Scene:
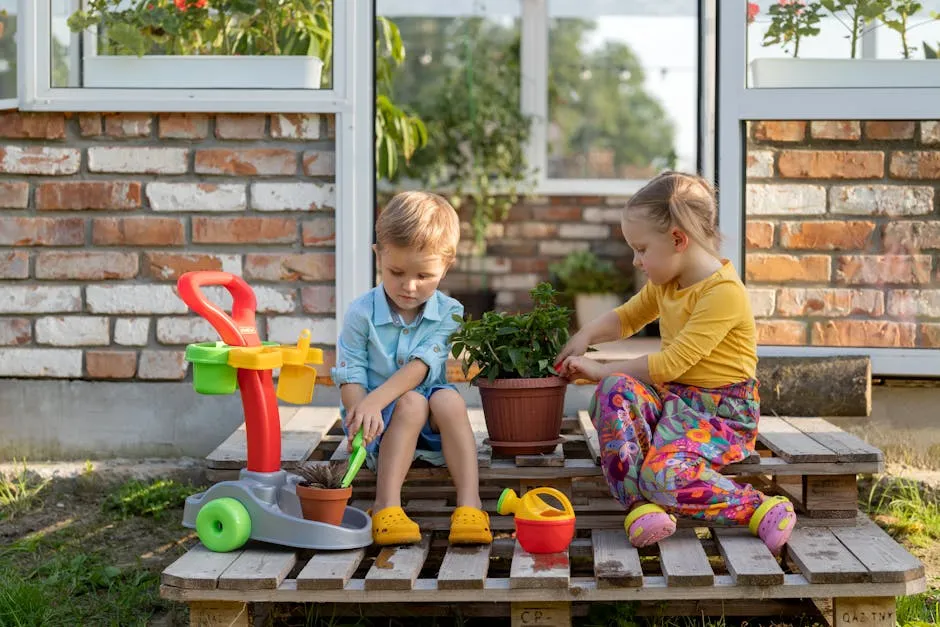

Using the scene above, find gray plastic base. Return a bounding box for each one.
[182,468,372,550]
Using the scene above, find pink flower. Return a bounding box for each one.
[747,2,759,24]
[174,0,207,10]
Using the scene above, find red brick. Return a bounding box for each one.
[0,319,31,345]
[159,113,209,139]
[779,221,875,250]
[511,258,550,273]
[745,254,831,282]
[835,255,932,285]
[756,320,806,345]
[104,113,152,137]
[195,149,297,176]
[505,206,534,222]
[144,253,236,280]
[506,223,559,239]
[753,121,806,142]
[326,115,336,139]
[78,114,102,137]
[35,251,138,280]
[812,320,916,347]
[810,121,861,141]
[0,217,85,246]
[778,150,884,179]
[36,182,141,211]
[0,112,66,139]
[776,288,884,317]
[92,217,184,246]
[301,218,335,247]
[0,251,28,279]
[531,206,583,221]
[488,240,539,256]
[86,350,137,379]
[0,182,30,209]
[215,114,266,139]
[192,217,297,244]
[303,150,335,177]
[883,222,940,253]
[921,324,940,348]
[865,121,915,140]
[889,151,940,179]
[244,253,334,281]
[270,114,320,140]
[301,285,336,314]
[746,221,774,249]
[0,146,81,175]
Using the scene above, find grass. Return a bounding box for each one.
[0,461,50,522]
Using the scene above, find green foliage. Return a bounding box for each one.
[550,251,631,296]
[762,0,824,57]
[819,0,893,57]
[0,461,50,522]
[101,478,194,520]
[449,283,571,382]
[879,0,923,57]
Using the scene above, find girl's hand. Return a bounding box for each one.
[558,356,608,382]
[553,332,591,369]
[346,397,385,446]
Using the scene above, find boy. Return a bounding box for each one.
[331,191,491,546]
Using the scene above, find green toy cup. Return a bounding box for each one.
[185,342,237,395]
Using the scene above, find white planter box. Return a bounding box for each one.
[83,55,324,89]
[750,58,940,89]
[575,293,621,330]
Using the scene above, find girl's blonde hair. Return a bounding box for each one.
[624,171,722,258]
[375,191,460,264]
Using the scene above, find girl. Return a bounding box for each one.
[554,171,795,555]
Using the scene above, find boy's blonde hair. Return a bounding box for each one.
[375,191,460,264]
[624,171,721,258]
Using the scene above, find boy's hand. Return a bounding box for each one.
[346,396,385,447]
[553,332,590,369]
[557,355,607,382]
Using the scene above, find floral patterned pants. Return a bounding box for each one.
[589,374,766,525]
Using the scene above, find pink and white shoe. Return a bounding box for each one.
[624,503,677,548]
[749,496,797,556]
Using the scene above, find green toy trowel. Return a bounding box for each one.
[340,429,366,489]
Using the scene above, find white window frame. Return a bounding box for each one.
[15,0,375,340]
[717,0,940,377]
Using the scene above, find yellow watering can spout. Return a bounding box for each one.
[497,487,575,522]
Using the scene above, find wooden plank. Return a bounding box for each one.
[832,518,925,583]
[781,417,882,463]
[509,541,570,589]
[469,408,492,468]
[516,443,565,467]
[296,548,367,590]
[785,527,870,584]
[438,544,492,590]
[657,530,714,587]
[510,602,572,627]
[591,529,642,588]
[206,406,299,469]
[280,406,341,466]
[802,474,858,513]
[833,597,897,627]
[713,528,785,586]
[161,544,242,590]
[217,546,297,590]
[364,535,432,591]
[577,410,601,464]
[187,601,250,626]
[756,416,840,463]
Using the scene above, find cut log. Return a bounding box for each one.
[756,356,871,417]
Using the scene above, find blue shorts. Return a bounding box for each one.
[340,384,456,470]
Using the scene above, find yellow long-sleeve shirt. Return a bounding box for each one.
[614,260,757,388]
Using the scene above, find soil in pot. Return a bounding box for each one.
[476,375,568,455]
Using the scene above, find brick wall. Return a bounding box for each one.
[0,111,337,381]
[746,120,940,349]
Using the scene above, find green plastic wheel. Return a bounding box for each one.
[195,497,251,552]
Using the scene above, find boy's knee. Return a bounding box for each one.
[429,388,465,413]
[393,391,429,424]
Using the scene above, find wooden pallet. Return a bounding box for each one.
[205,406,884,521]
[160,517,924,626]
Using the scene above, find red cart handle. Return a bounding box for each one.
[177,271,260,347]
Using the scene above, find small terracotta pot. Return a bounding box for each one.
[295,484,352,526]
[476,376,568,455]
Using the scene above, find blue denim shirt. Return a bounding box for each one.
[331,285,463,395]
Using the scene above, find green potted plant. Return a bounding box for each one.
[294,460,351,526]
[67,0,333,89]
[449,283,571,456]
[550,251,631,331]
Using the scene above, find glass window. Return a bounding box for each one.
[52,0,334,89]
[0,1,17,100]
[547,0,698,179]
[747,0,940,88]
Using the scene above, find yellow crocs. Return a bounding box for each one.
[372,506,422,546]
[448,506,493,545]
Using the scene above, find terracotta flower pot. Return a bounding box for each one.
[476,376,568,455]
[295,483,352,526]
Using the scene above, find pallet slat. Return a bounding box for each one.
[438,545,492,590]
[217,546,296,590]
[832,518,925,583]
[280,407,341,465]
[713,529,785,586]
[296,548,367,590]
[207,407,300,469]
[757,416,840,463]
[658,530,715,587]
[364,535,432,591]
[161,544,243,590]
[781,417,882,463]
[469,409,492,468]
[576,411,601,464]
[592,529,642,588]
[509,542,570,589]
[786,527,870,584]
